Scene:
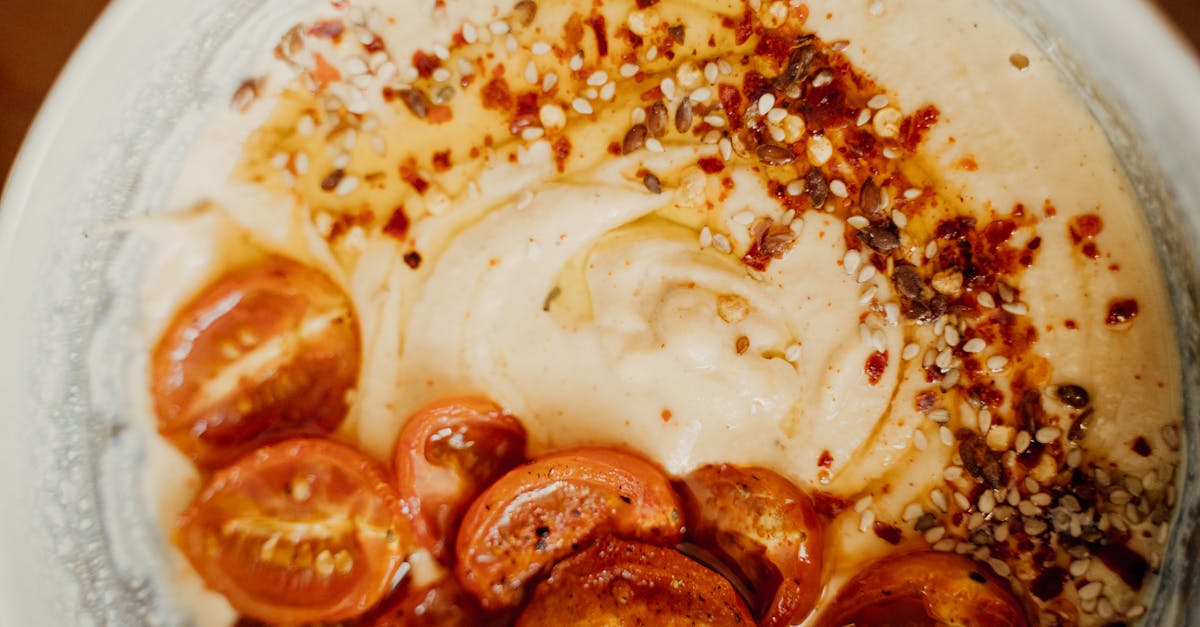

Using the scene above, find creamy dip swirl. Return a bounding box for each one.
[132,0,1183,624]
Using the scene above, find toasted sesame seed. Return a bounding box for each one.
[646,45,658,61]
[931,489,948,512]
[978,409,992,434]
[978,491,996,513]
[1035,427,1062,444]
[1163,424,1181,450]
[704,62,719,84]
[859,509,876,532]
[902,343,920,360]
[928,409,950,424]
[943,466,964,481]
[699,226,713,247]
[924,240,938,259]
[939,426,954,446]
[961,338,986,354]
[812,70,833,87]
[540,104,566,129]
[933,538,955,552]
[924,526,946,543]
[1126,605,1146,619]
[1078,581,1103,601]
[704,114,727,128]
[986,355,1009,372]
[854,495,873,513]
[856,108,872,127]
[1109,489,1132,505]
[953,492,971,510]
[1069,558,1090,577]
[713,234,732,254]
[1024,519,1048,536]
[1015,430,1031,453]
[935,348,954,370]
[902,503,923,521]
[1030,492,1052,507]
[913,430,928,450]
[944,326,960,346]
[867,94,889,109]
[1001,301,1028,315]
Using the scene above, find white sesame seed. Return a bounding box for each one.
[858,509,876,532]
[785,343,803,363]
[758,93,776,116]
[1030,492,1052,507]
[933,538,955,552]
[572,98,594,115]
[568,51,584,71]
[660,77,677,100]
[733,211,755,226]
[1126,605,1146,619]
[521,127,544,141]
[847,216,870,230]
[489,20,510,35]
[856,109,872,127]
[704,114,727,128]
[986,355,1009,372]
[1069,558,1090,577]
[978,491,996,513]
[646,137,665,153]
[718,137,733,161]
[978,409,992,433]
[883,146,899,159]
[332,153,351,169]
[531,41,552,56]
[939,426,954,446]
[903,188,922,200]
[369,136,385,155]
[632,107,647,125]
[542,72,558,92]
[704,62,719,84]
[524,61,539,85]
[868,94,889,109]
[768,125,786,143]
[869,0,885,17]
[871,329,886,352]
[953,492,971,510]
[718,59,733,75]
[786,179,805,196]
[462,22,478,43]
[962,338,987,353]
[929,409,951,424]
[859,286,877,306]
[540,104,566,129]
[584,87,598,100]
[294,152,310,174]
[1035,427,1062,444]
[854,495,873,513]
[913,430,928,450]
[334,175,359,196]
[1001,302,1029,315]
[713,234,732,254]
[691,87,712,103]
[884,302,900,325]
[940,368,961,391]
[600,82,616,101]
[1015,430,1031,453]
[271,152,289,169]
[931,489,948,511]
[902,343,920,360]
[935,348,954,370]
[924,526,946,543]
[1078,581,1103,601]
[858,266,877,284]
[587,70,608,86]
[457,58,475,76]
[812,70,833,87]
[944,325,960,346]
[943,466,963,481]
[829,180,849,198]
[646,45,658,62]
[840,251,861,276]
[619,63,640,78]
[699,226,713,247]
[1098,598,1115,619]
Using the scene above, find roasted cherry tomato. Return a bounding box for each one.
[677,464,824,626]
[393,397,526,562]
[361,578,511,627]
[455,446,685,609]
[176,439,412,624]
[152,257,360,468]
[816,551,1031,627]
[516,537,755,626]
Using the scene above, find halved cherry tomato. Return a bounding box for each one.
[176,439,413,624]
[677,464,824,626]
[361,578,511,627]
[152,256,361,468]
[455,446,685,609]
[393,397,526,562]
[516,537,754,626]
[816,551,1031,627]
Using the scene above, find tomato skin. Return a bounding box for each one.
[516,537,755,626]
[816,551,1031,627]
[152,257,360,468]
[176,439,413,624]
[455,446,686,609]
[392,397,527,563]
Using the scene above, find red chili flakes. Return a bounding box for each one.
[718,84,743,130]
[872,521,902,545]
[363,37,385,53]
[1106,298,1139,326]
[661,409,673,422]
[914,390,937,412]
[817,450,833,468]
[803,82,855,130]
[403,251,423,269]
[636,0,660,7]
[382,206,410,239]
[697,157,725,174]
[426,105,453,124]
[811,490,851,519]
[412,50,441,79]
[312,53,341,88]
[935,216,976,240]
[510,92,540,135]
[1064,319,1078,330]
[400,165,430,194]
[754,33,793,64]
[586,15,608,56]
[1029,566,1067,601]
[1132,436,1152,457]
[741,70,770,102]
[432,150,452,172]
[865,351,888,385]
[640,85,665,102]
[732,7,756,45]
[481,70,513,111]
[955,156,980,171]
[1069,214,1103,260]
[307,19,345,41]
[898,105,939,151]
[563,13,585,51]
[552,136,571,173]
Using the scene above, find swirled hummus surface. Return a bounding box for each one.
[131,0,1183,624]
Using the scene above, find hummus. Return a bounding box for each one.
[132,0,1182,624]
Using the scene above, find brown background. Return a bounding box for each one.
[0,0,1197,185]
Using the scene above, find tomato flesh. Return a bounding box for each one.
[361,578,512,627]
[516,537,755,626]
[455,446,685,609]
[678,464,824,626]
[816,551,1031,627]
[176,439,412,624]
[393,397,526,562]
[152,257,360,468]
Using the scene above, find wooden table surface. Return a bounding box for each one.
[1,0,1197,185]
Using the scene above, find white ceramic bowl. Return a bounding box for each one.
[1,0,1197,624]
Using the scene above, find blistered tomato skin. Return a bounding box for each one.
[152,257,360,468]
[678,464,825,627]
[361,578,510,627]
[392,397,527,563]
[816,551,1031,627]
[455,446,686,610]
[516,537,755,626]
[176,439,413,624]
